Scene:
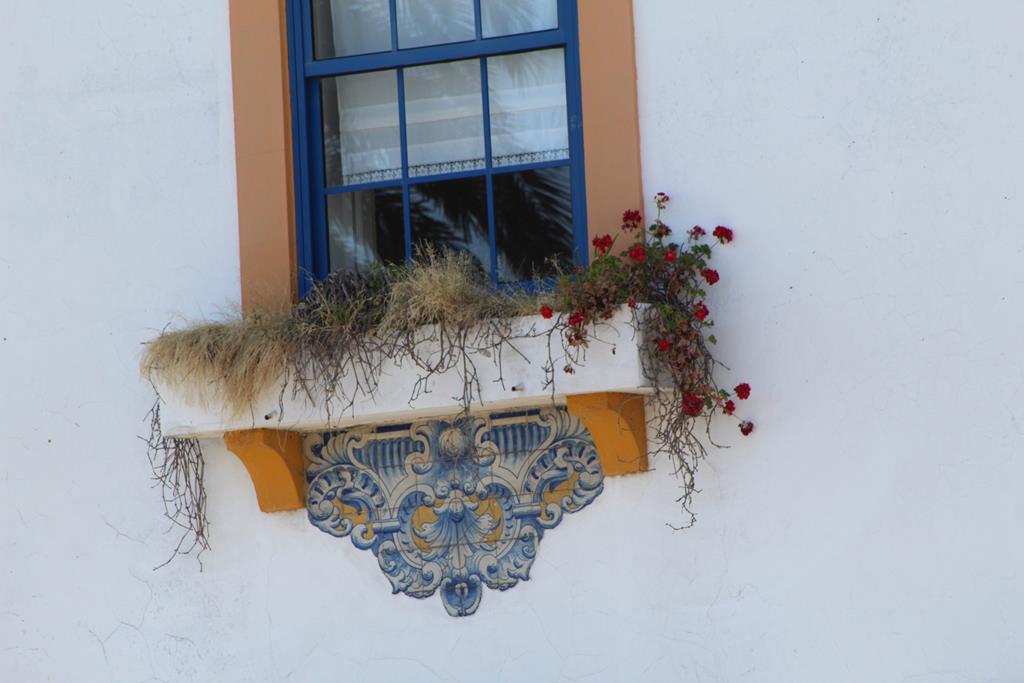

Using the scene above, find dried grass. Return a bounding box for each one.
[141,249,541,415]
[142,313,290,416]
[380,248,513,335]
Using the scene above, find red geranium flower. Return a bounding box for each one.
[540,305,554,319]
[702,268,720,285]
[689,225,706,239]
[628,245,647,263]
[723,400,736,415]
[627,295,638,309]
[713,225,734,243]
[694,302,709,321]
[656,338,670,352]
[592,234,614,254]
[739,421,755,436]
[654,192,671,209]
[568,310,585,326]
[665,248,677,262]
[622,209,642,231]
[682,392,704,416]
[734,383,751,400]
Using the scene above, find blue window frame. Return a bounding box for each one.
[286,0,588,295]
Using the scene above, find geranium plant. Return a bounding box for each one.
[553,193,753,522]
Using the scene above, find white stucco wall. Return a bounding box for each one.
[2,1,1023,681]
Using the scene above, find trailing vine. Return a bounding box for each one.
[144,396,210,567]
[142,193,752,562]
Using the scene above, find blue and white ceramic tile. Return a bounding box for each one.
[306,408,605,616]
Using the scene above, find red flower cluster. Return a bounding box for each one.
[592,234,614,254]
[622,209,643,231]
[560,192,755,447]
[540,305,554,319]
[682,392,704,416]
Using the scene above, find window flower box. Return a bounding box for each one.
[152,305,653,521]
[156,306,650,440]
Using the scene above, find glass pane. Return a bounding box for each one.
[397,0,475,49]
[482,0,558,38]
[313,0,392,59]
[327,188,405,273]
[487,49,569,168]
[410,177,490,274]
[322,70,402,186]
[404,60,485,177]
[493,166,573,282]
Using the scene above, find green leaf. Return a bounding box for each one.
[708,334,717,345]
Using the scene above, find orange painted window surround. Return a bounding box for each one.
[229,0,642,312]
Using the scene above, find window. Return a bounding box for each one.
[286,0,588,293]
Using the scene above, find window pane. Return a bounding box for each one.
[493,166,573,282]
[322,70,402,187]
[488,49,569,168]
[327,188,405,273]
[404,60,485,177]
[482,0,558,38]
[313,0,393,59]
[397,0,475,49]
[410,177,490,274]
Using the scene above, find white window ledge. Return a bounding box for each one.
[157,307,651,439]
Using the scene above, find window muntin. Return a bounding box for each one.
[289,0,586,290]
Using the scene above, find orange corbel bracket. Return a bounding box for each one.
[566,392,649,477]
[223,429,306,512]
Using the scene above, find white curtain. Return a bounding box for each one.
[488,48,569,167]
[328,192,379,272]
[334,70,402,185]
[328,49,568,184]
[404,59,486,176]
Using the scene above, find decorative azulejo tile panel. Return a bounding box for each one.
[306,408,605,616]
